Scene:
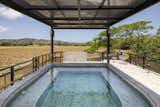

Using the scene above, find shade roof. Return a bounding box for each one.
[0,0,159,29]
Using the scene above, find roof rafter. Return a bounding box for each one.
[78,0,81,20]
[53,22,111,25]
[92,0,106,24]
[38,17,121,20]
[24,6,136,10]
[52,0,66,19]
[53,27,107,29]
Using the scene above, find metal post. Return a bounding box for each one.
[129,54,132,64]
[42,55,43,66]
[60,52,62,63]
[35,57,38,70]
[50,27,54,63]
[142,54,145,69]
[106,28,110,64]
[32,57,35,71]
[116,52,119,60]
[101,52,104,61]
[37,56,39,68]
[10,66,14,85]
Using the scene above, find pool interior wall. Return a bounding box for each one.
[36,71,121,107]
[6,67,152,107]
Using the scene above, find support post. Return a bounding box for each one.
[106,28,110,64]
[50,27,54,63]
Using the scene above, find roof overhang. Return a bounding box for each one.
[0,0,159,29]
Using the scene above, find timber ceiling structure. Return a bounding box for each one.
[0,0,159,29]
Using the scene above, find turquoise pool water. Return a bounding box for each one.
[6,67,152,107]
[36,72,120,107]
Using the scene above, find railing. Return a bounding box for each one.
[54,51,63,62]
[127,54,160,74]
[0,52,64,92]
[2,51,159,92]
[115,53,160,74]
[0,51,105,92]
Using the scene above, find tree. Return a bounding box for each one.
[85,21,154,55]
[127,21,153,55]
[156,27,160,35]
[145,35,160,61]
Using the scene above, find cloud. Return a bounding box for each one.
[0,25,9,33]
[0,5,23,20]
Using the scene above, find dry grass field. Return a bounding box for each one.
[0,46,88,68]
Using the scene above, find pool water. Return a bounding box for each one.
[36,72,119,107]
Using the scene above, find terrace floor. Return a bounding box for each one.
[110,60,160,96]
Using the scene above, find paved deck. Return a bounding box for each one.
[110,60,160,96]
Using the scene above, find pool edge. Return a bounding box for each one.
[0,64,52,107]
[108,64,160,107]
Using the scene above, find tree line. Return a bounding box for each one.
[85,21,160,61]
[0,38,86,46]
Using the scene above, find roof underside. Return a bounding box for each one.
[0,0,159,29]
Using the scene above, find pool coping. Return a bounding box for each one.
[53,62,107,67]
[0,64,52,107]
[108,64,160,107]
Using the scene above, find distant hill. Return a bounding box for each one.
[0,38,86,46]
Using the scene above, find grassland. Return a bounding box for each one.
[0,45,87,68]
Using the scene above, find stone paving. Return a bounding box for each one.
[110,60,160,96]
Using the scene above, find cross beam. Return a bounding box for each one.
[39,17,121,20]
[51,22,111,25]
[24,6,136,10]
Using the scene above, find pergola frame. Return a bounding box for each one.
[0,0,158,29]
[0,0,159,64]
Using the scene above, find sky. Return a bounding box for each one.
[0,3,160,43]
